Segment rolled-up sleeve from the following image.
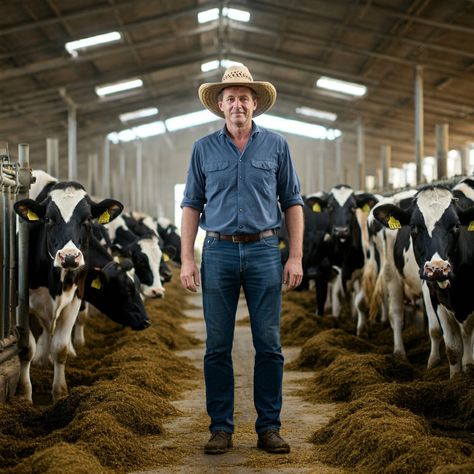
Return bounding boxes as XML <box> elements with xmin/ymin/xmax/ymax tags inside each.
<box><xmin>181</xmin><ymin>142</ymin><xmax>206</xmax><ymax>211</ymax></box>
<box><xmin>277</xmin><ymin>140</ymin><xmax>304</xmax><ymax>211</ymax></box>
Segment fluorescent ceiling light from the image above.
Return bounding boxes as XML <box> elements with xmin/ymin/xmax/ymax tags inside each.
<box><xmin>201</xmin><ymin>60</ymin><xmax>220</xmax><ymax>72</ymax></box>
<box><xmin>65</xmin><ymin>32</ymin><xmax>121</xmax><ymax>57</ymax></box>
<box><xmin>95</xmin><ymin>78</ymin><xmax>143</xmax><ymax>97</ymax></box>
<box><xmin>119</xmin><ymin>107</ymin><xmax>159</xmax><ymax>123</ymax></box>
<box><xmin>198</xmin><ymin>7</ymin><xmax>250</xmax><ymax>23</ymax></box>
<box><xmin>296</xmin><ymin>106</ymin><xmax>337</xmax><ymax>122</ymax></box>
<box><xmin>316</xmin><ymin>76</ymin><xmax>367</xmax><ymax>97</ymax></box>
<box><xmin>222</xmin><ymin>7</ymin><xmax>250</xmax><ymax>22</ymax></box>
<box><xmin>201</xmin><ymin>58</ymin><xmax>243</xmax><ymax>72</ymax></box>
<box><xmin>198</xmin><ymin>8</ymin><xmax>219</xmax><ymax>23</ymax></box>
<box><xmin>165</xmin><ymin>110</ymin><xmax>220</xmax><ymax>132</ymax></box>
<box><xmin>254</xmin><ymin>114</ymin><xmax>341</xmax><ymax>140</ymax></box>
<box><xmin>107</xmin><ymin>120</ymin><xmax>166</xmax><ymax>143</ymax></box>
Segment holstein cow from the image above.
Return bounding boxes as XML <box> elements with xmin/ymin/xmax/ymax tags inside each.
<box><xmin>73</xmin><ymin>233</ymin><xmax>150</xmax><ymax>347</ymax></box>
<box><xmin>309</xmin><ymin>185</ymin><xmax>377</xmax><ymax>317</ymax></box>
<box><xmin>106</xmin><ymin>215</ymin><xmax>165</xmax><ymax>298</ymax></box>
<box><xmin>374</xmin><ymin>185</ymin><xmax>474</xmax><ymax>376</ymax></box>
<box><xmin>157</xmin><ymin>216</ymin><xmax>182</xmax><ymax>265</ymax></box>
<box><xmin>14</xmin><ymin>182</ymin><xmax>123</xmax><ymax>401</ymax></box>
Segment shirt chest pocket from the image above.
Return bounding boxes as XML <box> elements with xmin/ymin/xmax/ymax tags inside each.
<box><xmin>204</xmin><ymin>161</ymin><xmax>231</xmax><ymax>191</ymax></box>
<box><xmin>250</xmin><ymin>160</ymin><xmax>277</xmax><ymax>190</ymax></box>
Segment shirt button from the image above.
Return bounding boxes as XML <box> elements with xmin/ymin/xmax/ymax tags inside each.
<box><xmin>239</xmin><ymin>225</ymin><xmax>243</xmax><ymax>229</ymax></box>
<box><xmin>239</xmin><ymin>208</ymin><xmax>243</xmax><ymax>212</ymax></box>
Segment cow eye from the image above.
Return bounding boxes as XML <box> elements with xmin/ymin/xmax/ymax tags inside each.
<box><xmin>450</xmin><ymin>224</ymin><xmax>460</xmax><ymax>234</ymax></box>
<box><xmin>410</xmin><ymin>224</ymin><xmax>418</xmax><ymax>235</ymax></box>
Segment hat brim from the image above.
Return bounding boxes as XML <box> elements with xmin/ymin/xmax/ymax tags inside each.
<box><xmin>198</xmin><ymin>81</ymin><xmax>277</xmax><ymax>118</ymax></box>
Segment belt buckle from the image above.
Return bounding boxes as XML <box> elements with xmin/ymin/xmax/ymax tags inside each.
<box><xmin>232</xmin><ymin>235</ymin><xmax>239</xmax><ymax>243</ymax></box>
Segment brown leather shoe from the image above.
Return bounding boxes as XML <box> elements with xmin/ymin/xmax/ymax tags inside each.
<box><xmin>257</xmin><ymin>430</ymin><xmax>290</xmax><ymax>453</ymax></box>
<box><xmin>204</xmin><ymin>431</ymin><xmax>233</xmax><ymax>454</ymax></box>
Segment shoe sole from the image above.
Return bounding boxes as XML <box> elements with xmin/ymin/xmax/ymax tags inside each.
<box><xmin>257</xmin><ymin>441</ymin><xmax>290</xmax><ymax>454</ymax></box>
<box><xmin>204</xmin><ymin>440</ymin><xmax>233</xmax><ymax>454</ymax></box>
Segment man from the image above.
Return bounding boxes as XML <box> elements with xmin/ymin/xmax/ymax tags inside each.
<box><xmin>180</xmin><ymin>65</ymin><xmax>304</xmax><ymax>455</ymax></box>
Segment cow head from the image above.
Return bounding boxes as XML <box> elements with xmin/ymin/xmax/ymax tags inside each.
<box><xmin>15</xmin><ymin>182</ymin><xmax>123</xmax><ymax>270</ymax></box>
<box><xmin>309</xmin><ymin>185</ymin><xmax>377</xmax><ymax>244</ymax></box>
<box><xmin>84</xmin><ymin>259</ymin><xmax>150</xmax><ymax>330</ymax></box>
<box><xmin>373</xmin><ymin>185</ymin><xmax>474</xmax><ymax>288</ymax></box>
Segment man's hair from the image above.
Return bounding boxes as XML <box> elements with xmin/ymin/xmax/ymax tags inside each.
<box><xmin>218</xmin><ymin>87</ymin><xmax>257</xmax><ymax>102</ymax></box>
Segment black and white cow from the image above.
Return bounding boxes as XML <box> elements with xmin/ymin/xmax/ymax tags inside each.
<box><xmin>157</xmin><ymin>216</ymin><xmax>181</xmax><ymax>265</ymax></box>
<box><xmin>309</xmin><ymin>185</ymin><xmax>377</xmax><ymax>316</ymax></box>
<box><xmin>14</xmin><ymin>182</ymin><xmax>123</xmax><ymax>401</ymax></box>
<box><xmin>374</xmin><ymin>185</ymin><xmax>474</xmax><ymax>376</ymax></box>
<box><xmin>106</xmin><ymin>215</ymin><xmax>165</xmax><ymax>298</ymax></box>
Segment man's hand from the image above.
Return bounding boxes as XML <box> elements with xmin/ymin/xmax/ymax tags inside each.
<box><xmin>283</xmin><ymin>257</ymin><xmax>303</xmax><ymax>290</ymax></box>
<box><xmin>180</xmin><ymin>259</ymin><xmax>201</xmax><ymax>292</ymax></box>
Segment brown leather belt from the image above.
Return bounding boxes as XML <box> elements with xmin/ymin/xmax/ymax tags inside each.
<box><xmin>206</xmin><ymin>229</ymin><xmax>277</xmax><ymax>243</ymax></box>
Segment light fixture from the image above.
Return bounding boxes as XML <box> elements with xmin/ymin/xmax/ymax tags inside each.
<box><xmin>165</xmin><ymin>110</ymin><xmax>220</xmax><ymax>132</ymax></box>
<box><xmin>65</xmin><ymin>32</ymin><xmax>121</xmax><ymax>57</ymax></box>
<box><xmin>197</xmin><ymin>8</ymin><xmax>220</xmax><ymax>23</ymax></box>
<box><xmin>197</xmin><ymin>7</ymin><xmax>250</xmax><ymax>23</ymax></box>
<box><xmin>296</xmin><ymin>106</ymin><xmax>337</xmax><ymax>122</ymax></box>
<box><xmin>222</xmin><ymin>7</ymin><xmax>250</xmax><ymax>22</ymax></box>
<box><xmin>201</xmin><ymin>58</ymin><xmax>243</xmax><ymax>72</ymax></box>
<box><xmin>316</xmin><ymin>76</ymin><xmax>367</xmax><ymax>97</ymax></box>
<box><xmin>95</xmin><ymin>78</ymin><xmax>143</xmax><ymax>97</ymax></box>
<box><xmin>255</xmin><ymin>114</ymin><xmax>341</xmax><ymax>140</ymax></box>
<box><xmin>119</xmin><ymin>107</ymin><xmax>159</xmax><ymax>123</ymax></box>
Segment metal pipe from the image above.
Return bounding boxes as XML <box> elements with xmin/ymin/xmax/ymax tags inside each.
<box><xmin>68</xmin><ymin>105</ymin><xmax>77</xmax><ymax>181</ymax></box>
<box><xmin>415</xmin><ymin>66</ymin><xmax>424</xmax><ymax>184</ymax></box>
<box><xmin>381</xmin><ymin>145</ymin><xmax>392</xmax><ymax>191</ymax></box>
<box><xmin>103</xmin><ymin>137</ymin><xmax>111</xmax><ymax>197</ymax></box>
<box><xmin>17</xmin><ymin>144</ymin><xmax>31</xmax><ymax>343</ymax></box>
<box><xmin>318</xmin><ymin>140</ymin><xmax>325</xmax><ymax>191</ymax></box>
<box><xmin>2</xmin><ymin>181</ymin><xmax>11</xmax><ymax>339</ymax></box>
<box><xmin>46</xmin><ymin>138</ymin><xmax>59</xmax><ymax>178</ymax></box>
<box><xmin>136</xmin><ymin>141</ymin><xmax>143</xmax><ymax>211</ymax></box>
<box><xmin>119</xmin><ymin>147</ymin><xmax>126</xmax><ymax>204</ymax></box>
<box><xmin>335</xmin><ymin>136</ymin><xmax>342</xmax><ymax>184</ymax></box>
<box><xmin>436</xmin><ymin>123</ymin><xmax>449</xmax><ymax>180</ymax></box>
<box><xmin>463</xmin><ymin>144</ymin><xmax>471</xmax><ymax>176</ymax></box>
<box><xmin>357</xmin><ymin>120</ymin><xmax>365</xmax><ymax>190</ymax></box>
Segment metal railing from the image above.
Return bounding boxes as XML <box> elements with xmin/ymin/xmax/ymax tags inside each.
<box><xmin>0</xmin><ymin>143</ymin><xmax>32</xmax><ymax>365</ymax></box>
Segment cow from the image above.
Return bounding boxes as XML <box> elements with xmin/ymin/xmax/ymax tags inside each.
<box><xmin>14</xmin><ymin>182</ymin><xmax>123</xmax><ymax>401</ymax></box>
<box><xmin>157</xmin><ymin>216</ymin><xmax>181</xmax><ymax>265</ymax></box>
<box><xmin>308</xmin><ymin>185</ymin><xmax>377</xmax><ymax>317</ymax></box>
<box><xmin>374</xmin><ymin>185</ymin><xmax>474</xmax><ymax>377</ymax></box>
<box><xmin>72</xmin><ymin>232</ymin><xmax>150</xmax><ymax>347</ymax></box>
<box><xmin>106</xmin><ymin>215</ymin><xmax>165</xmax><ymax>298</ymax></box>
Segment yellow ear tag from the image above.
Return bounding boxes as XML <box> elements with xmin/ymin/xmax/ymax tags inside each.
<box><xmin>312</xmin><ymin>203</ymin><xmax>321</xmax><ymax>213</ymax></box>
<box><xmin>27</xmin><ymin>210</ymin><xmax>39</xmax><ymax>221</ymax></box>
<box><xmin>163</xmin><ymin>253</ymin><xmax>170</xmax><ymax>262</ymax></box>
<box><xmin>278</xmin><ymin>240</ymin><xmax>287</xmax><ymax>250</ymax></box>
<box><xmin>468</xmin><ymin>221</ymin><xmax>474</xmax><ymax>231</ymax></box>
<box><xmin>388</xmin><ymin>215</ymin><xmax>401</xmax><ymax>230</ymax></box>
<box><xmin>91</xmin><ymin>276</ymin><xmax>102</xmax><ymax>290</ymax></box>
<box><xmin>362</xmin><ymin>204</ymin><xmax>371</xmax><ymax>213</ymax></box>
<box><xmin>98</xmin><ymin>210</ymin><xmax>111</xmax><ymax>224</ymax></box>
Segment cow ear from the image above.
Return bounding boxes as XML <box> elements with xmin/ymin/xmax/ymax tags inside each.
<box><xmin>355</xmin><ymin>193</ymin><xmax>378</xmax><ymax>212</ymax></box>
<box><xmin>163</xmin><ymin>244</ymin><xmax>177</xmax><ymax>260</ymax></box>
<box><xmin>91</xmin><ymin>199</ymin><xmax>124</xmax><ymax>224</ymax></box>
<box><xmin>458</xmin><ymin>206</ymin><xmax>474</xmax><ymax>228</ymax></box>
<box><xmin>89</xmin><ymin>268</ymin><xmax>106</xmax><ymax>289</ymax></box>
<box><xmin>14</xmin><ymin>199</ymin><xmax>46</xmax><ymax>222</ymax></box>
<box><xmin>305</xmin><ymin>195</ymin><xmax>327</xmax><ymax>213</ymax></box>
<box><xmin>373</xmin><ymin>204</ymin><xmax>410</xmax><ymax>230</ymax></box>
<box><xmin>119</xmin><ymin>258</ymin><xmax>134</xmax><ymax>272</ymax></box>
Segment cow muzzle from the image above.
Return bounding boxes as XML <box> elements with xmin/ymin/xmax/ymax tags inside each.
<box><xmin>142</xmin><ymin>286</ymin><xmax>165</xmax><ymax>299</ymax></box>
<box><xmin>423</xmin><ymin>259</ymin><xmax>452</xmax><ymax>288</ymax></box>
<box><xmin>55</xmin><ymin>243</ymin><xmax>84</xmax><ymax>269</ymax></box>
<box><xmin>333</xmin><ymin>227</ymin><xmax>350</xmax><ymax>242</ymax></box>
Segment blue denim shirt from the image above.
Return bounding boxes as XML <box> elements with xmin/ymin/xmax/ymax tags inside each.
<box><xmin>181</xmin><ymin>122</ymin><xmax>303</xmax><ymax>234</ymax></box>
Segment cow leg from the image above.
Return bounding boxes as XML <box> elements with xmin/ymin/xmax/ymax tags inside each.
<box><xmin>331</xmin><ymin>273</ymin><xmax>343</xmax><ymax>318</ymax></box>
<box><xmin>355</xmin><ymin>289</ymin><xmax>368</xmax><ymax>337</ymax></box>
<box><xmin>315</xmin><ymin>263</ymin><xmax>331</xmax><ymax>316</ymax></box>
<box><xmin>51</xmin><ymin>296</ymin><xmax>81</xmax><ymax>401</ymax></box>
<box><xmin>386</xmin><ymin>274</ymin><xmax>406</xmax><ymax>358</ymax></box>
<box><xmin>436</xmin><ymin>305</ymin><xmax>462</xmax><ymax>377</ymax></box>
<box><xmin>15</xmin><ymin>329</ymin><xmax>36</xmax><ymax>402</ymax></box>
<box><xmin>29</xmin><ymin>288</ymin><xmax>54</xmax><ymax>368</ymax></box>
<box><xmin>422</xmin><ymin>282</ymin><xmax>443</xmax><ymax>369</ymax></box>
<box><xmin>461</xmin><ymin>313</ymin><xmax>474</xmax><ymax>373</ymax></box>
<box><xmin>73</xmin><ymin>303</ymin><xmax>89</xmax><ymax>348</ymax></box>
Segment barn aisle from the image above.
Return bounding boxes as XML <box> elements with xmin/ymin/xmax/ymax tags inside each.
<box><xmin>134</xmin><ymin>292</ymin><xmax>345</xmax><ymax>474</ymax></box>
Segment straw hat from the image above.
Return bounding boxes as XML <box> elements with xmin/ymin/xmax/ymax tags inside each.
<box><xmin>198</xmin><ymin>65</ymin><xmax>277</xmax><ymax>118</ymax></box>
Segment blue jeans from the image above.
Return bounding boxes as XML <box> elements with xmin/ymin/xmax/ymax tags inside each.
<box><xmin>201</xmin><ymin>234</ymin><xmax>283</xmax><ymax>434</ymax></box>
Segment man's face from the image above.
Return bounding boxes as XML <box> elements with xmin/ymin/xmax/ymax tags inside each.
<box><xmin>218</xmin><ymin>86</ymin><xmax>257</xmax><ymax>127</ymax></box>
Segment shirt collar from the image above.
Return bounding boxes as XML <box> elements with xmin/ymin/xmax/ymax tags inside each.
<box><xmin>218</xmin><ymin>121</ymin><xmax>261</xmax><ymax>139</ymax></box>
